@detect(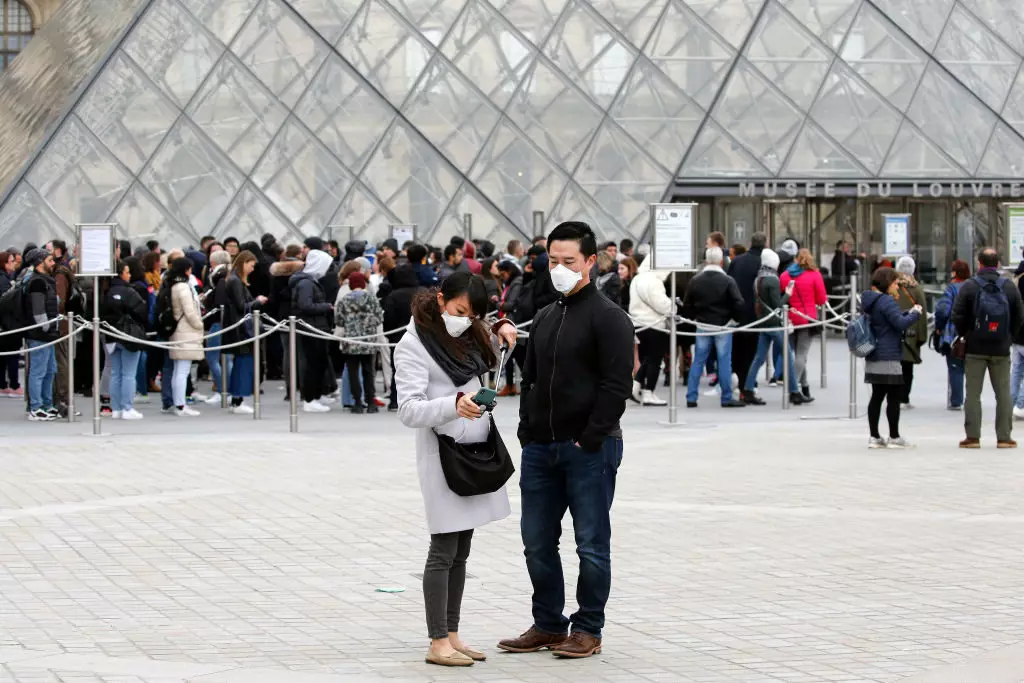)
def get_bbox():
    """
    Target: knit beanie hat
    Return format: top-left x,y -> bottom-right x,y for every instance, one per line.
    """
760,248 -> 780,271
780,239 -> 799,257
348,272 -> 367,290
